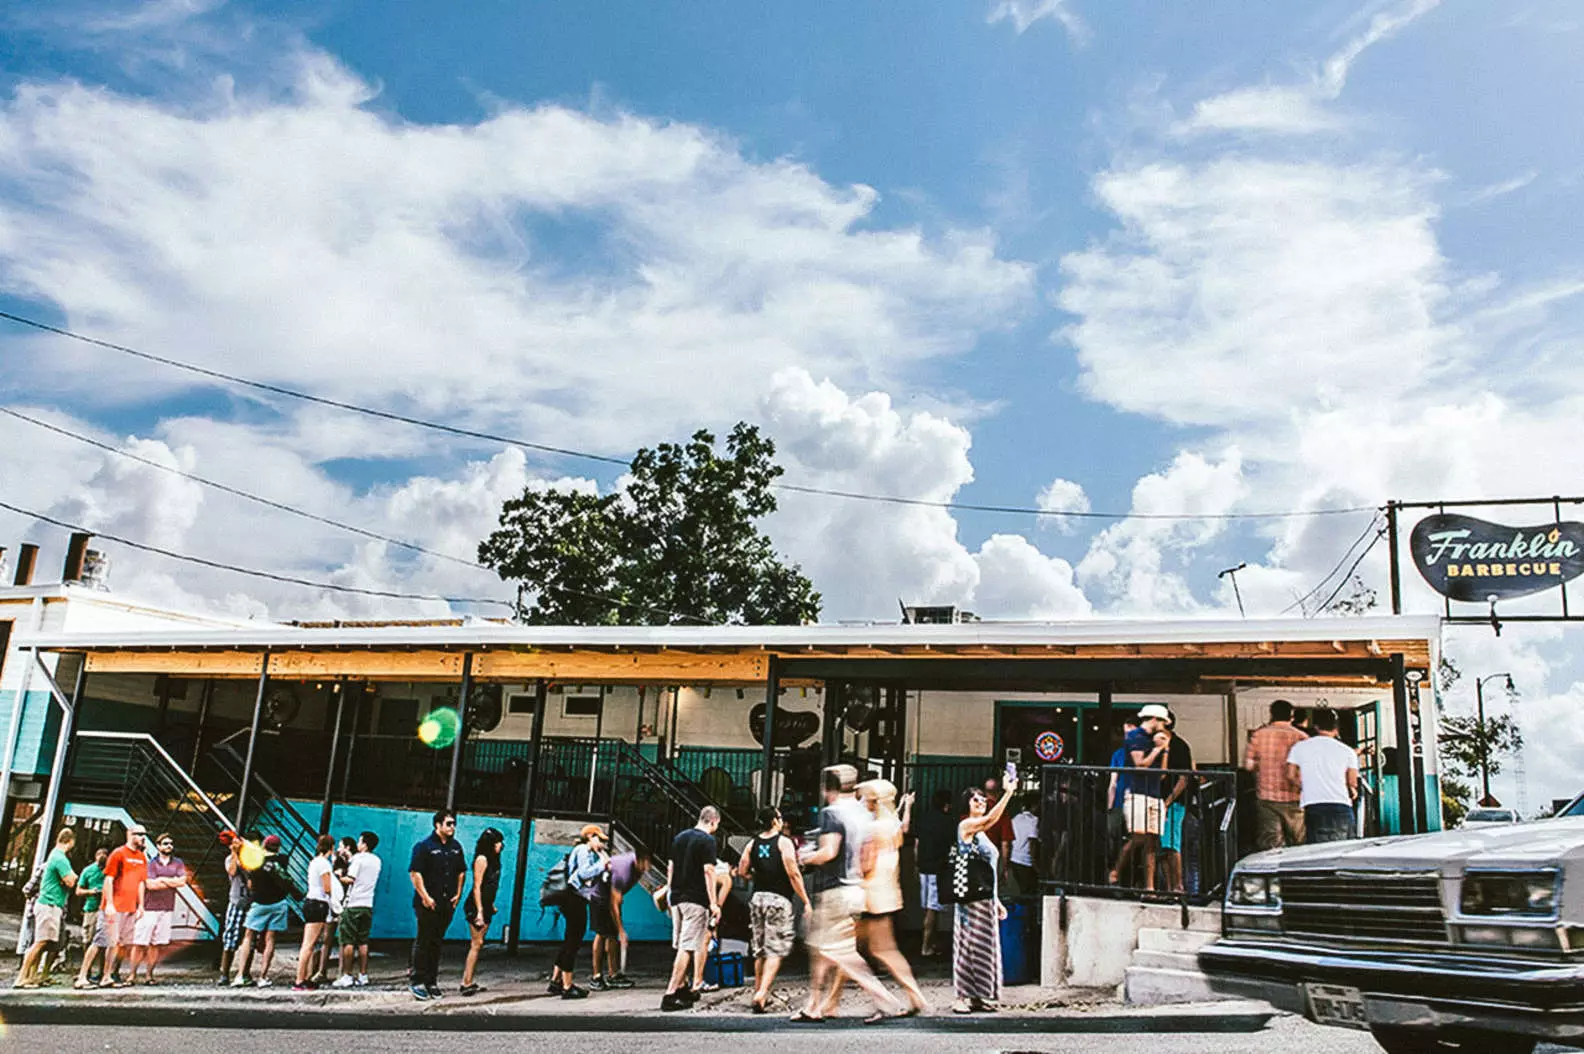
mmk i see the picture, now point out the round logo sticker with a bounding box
[1034,730,1064,762]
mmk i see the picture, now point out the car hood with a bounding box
[1240,817,1584,873]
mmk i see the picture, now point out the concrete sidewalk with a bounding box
[2,942,1273,1033]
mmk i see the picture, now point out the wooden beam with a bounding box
[475,649,768,683]
[85,650,264,677]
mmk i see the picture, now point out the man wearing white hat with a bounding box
[1108,705,1171,892]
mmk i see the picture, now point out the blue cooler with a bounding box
[999,899,1038,986]
[704,951,746,988]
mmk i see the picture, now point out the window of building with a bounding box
[507,693,538,716]
[563,694,603,718]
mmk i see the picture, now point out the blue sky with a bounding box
[2,1,1584,799]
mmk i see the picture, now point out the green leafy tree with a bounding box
[1439,712,1524,802]
[478,424,821,625]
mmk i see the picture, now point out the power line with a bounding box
[0,408,706,623]
[2,309,1379,523]
[1310,524,1387,616]
[0,498,513,608]
[0,405,485,570]
[776,483,1377,522]
[1281,512,1383,615]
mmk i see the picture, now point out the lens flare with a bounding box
[239,840,266,871]
[418,706,460,750]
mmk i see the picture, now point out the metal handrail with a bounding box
[77,731,237,829]
[210,741,320,838]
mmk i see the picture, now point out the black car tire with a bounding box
[1369,1026,1536,1054]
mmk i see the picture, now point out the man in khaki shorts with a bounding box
[15,828,76,988]
[660,806,721,1012]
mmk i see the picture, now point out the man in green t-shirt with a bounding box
[15,828,76,989]
[74,845,111,988]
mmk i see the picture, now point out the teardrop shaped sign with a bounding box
[1409,513,1584,601]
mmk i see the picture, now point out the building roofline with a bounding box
[17,613,1443,653]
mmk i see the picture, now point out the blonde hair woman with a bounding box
[818,779,927,1017]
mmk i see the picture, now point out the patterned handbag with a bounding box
[943,837,995,905]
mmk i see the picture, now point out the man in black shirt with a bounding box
[660,806,720,1012]
[408,809,465,1001]
[913,789,955,957]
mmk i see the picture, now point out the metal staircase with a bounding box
[203,741,323,904]
[532,737,752,874]
[66,732,234,936]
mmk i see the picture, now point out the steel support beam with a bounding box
[507,679,548,956]
[235,651,271,829]
[319,680,347,835]
[758,656,779,808]
[1390,653,1417,835]
[446,653,474,813]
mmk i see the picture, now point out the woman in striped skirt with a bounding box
[951,777,1016,1014]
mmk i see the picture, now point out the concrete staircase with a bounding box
[1123,923,1225,1005]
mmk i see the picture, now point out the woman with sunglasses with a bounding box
[951,777,1016,1014]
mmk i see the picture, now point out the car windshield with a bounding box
[1563,797,1584,818]
[1465,809,1515,823]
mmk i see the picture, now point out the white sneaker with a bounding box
[355,974,369,987]
[229,976,249,988]
[256,977,273,988]
[331,975,355,989]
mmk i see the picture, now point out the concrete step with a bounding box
[1123,965,1227,1006]
[1137,927,1221,954]
[1131,949,1200,971]
[1133,903,1223,934]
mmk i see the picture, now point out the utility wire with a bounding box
[0,498,513,608]
[0,405,485,570]
[2,309,1378,523]
[1280,512,1383,616]
[1310,524,1388,616]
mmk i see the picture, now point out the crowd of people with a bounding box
[13,700,1360,1005]
[593,764,1034,1021]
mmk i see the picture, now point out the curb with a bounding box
[0,999,1275,1033]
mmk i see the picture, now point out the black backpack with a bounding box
[539,852,573,909]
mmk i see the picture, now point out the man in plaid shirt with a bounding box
[1243,700,1308,849]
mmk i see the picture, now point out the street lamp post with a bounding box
[1475,673,1515,805]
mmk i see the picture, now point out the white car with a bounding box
[1201,800,1584,1054]
[1463,807,1520,827]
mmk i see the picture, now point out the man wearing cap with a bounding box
[408,809,465,1000]
[100,824,149,988]
[1109,705,1170,892]
[231,834,292,987]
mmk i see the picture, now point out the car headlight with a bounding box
[1460,870,1560,918]
[1229,871,1281,908]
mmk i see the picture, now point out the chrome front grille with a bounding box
[1281,870,1448,945]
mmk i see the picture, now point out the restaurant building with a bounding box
[1,539,1443,975]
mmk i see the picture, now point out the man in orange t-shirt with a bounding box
[100,825,149,988]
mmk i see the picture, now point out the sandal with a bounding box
[74,979,90,990]
[951,1000,973,1014]
[789,1009,824,1023]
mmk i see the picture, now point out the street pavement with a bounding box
[0,1016,1400,1053]
[8,1015,1577,1053]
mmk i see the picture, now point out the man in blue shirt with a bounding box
[1108,705,1170,892]
[408,809,465,1001]
[1106,717,1140,859]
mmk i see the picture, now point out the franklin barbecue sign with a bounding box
[1410,513,1584,601]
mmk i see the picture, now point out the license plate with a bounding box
[1306,983,1369,1030]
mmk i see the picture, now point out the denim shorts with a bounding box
[244,899,290,933]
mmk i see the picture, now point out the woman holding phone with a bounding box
[951,774,1015,1014]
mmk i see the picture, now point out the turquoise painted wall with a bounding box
[0,690,62,776]
[1378,773,1445,834]
[292,800,672,943]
